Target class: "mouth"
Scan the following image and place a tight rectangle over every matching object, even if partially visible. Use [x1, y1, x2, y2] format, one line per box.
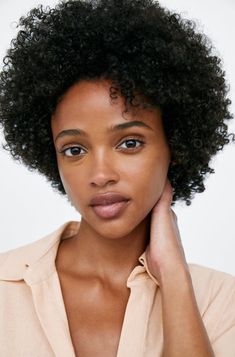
[90, 200, 130, 219]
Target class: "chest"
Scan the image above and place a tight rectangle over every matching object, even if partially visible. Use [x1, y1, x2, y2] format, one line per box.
[57, 271, 130, 357]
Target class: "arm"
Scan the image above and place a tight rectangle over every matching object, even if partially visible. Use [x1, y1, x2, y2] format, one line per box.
[160, 265, 214, 357]
[146, 179, 214, 357]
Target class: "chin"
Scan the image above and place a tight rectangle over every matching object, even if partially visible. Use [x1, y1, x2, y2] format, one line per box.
[82, 211, 149, 241]
[92, 220, 136, 240]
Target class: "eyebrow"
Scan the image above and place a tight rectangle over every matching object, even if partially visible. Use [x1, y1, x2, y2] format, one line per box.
[55, 120, 154, 142]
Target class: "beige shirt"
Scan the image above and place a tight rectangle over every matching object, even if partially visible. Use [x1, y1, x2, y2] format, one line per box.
[0, 220, 235, 357]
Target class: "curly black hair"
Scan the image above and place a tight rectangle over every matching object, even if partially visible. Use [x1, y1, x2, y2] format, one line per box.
[0, 0, 234, 206]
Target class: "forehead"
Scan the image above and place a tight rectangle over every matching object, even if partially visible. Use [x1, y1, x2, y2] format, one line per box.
[51, 79, 162, 132]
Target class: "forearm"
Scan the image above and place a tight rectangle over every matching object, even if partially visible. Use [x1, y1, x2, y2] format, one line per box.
[160, 266, 215, 357]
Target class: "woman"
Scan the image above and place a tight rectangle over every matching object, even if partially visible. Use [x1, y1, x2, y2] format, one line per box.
[0, 0, 234, 356]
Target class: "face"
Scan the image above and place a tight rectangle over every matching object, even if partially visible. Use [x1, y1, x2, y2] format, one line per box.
[51, 79, 171, 239]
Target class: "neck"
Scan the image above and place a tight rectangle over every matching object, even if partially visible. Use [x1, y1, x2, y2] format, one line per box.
[57, 215, 151, 284]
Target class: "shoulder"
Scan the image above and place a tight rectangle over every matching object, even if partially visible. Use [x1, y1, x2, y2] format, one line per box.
[188, 262, 235, 291]
[188, 264, 235, 351]
[0, 221, 80, 281]
[188, 262, 235, 296]
[188, 262, 235, 316]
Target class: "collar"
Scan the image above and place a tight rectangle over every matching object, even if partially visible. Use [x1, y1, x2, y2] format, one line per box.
[0, 221, 159, 286]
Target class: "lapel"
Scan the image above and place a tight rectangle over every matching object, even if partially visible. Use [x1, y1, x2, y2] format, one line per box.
[0, 221, 80, 357]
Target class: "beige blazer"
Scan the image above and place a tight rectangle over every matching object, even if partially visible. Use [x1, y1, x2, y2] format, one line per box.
[0, 221, 235, 356]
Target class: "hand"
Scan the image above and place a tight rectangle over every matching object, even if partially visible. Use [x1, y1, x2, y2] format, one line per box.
[145, 178, 188, 287]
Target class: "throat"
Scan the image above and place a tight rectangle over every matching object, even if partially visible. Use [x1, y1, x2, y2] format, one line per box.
[56, 217, 150, 283]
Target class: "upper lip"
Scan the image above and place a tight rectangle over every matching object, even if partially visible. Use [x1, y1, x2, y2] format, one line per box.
[89, 192, 130, 206]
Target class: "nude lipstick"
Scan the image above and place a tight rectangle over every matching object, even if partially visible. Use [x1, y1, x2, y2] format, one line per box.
[89, 192, 130, 219]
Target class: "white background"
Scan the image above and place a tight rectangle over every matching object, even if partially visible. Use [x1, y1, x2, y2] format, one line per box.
[0, 0, 234, 275]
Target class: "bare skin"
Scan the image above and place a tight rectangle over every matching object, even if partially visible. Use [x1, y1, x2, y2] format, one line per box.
[56, 245, 131, 356]
[52, 79, 214, 356]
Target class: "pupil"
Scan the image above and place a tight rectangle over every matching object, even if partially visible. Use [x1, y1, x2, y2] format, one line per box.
[71, 147, 80, 155]
[126, 140, 136, 148]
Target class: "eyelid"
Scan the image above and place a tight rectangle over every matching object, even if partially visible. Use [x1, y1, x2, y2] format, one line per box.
[58, 143, 85, 153]
[118, 133, 146, 143]
[118, 136, 145, 146]
[57, 138, 87, 152]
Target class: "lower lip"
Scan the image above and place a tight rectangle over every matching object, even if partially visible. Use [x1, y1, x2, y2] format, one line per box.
[91, 200, 130, 219]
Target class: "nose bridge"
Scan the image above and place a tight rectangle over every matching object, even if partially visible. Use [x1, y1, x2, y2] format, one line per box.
[89, 147, 119, 186]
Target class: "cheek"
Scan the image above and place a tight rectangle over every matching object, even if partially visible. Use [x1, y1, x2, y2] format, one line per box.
[58, 166, 85, 210]
[133, 153, 170, 208]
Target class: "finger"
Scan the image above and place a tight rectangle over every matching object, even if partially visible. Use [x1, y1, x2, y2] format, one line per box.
[151, 179, 173, 215]
[158, 179, 173, 207]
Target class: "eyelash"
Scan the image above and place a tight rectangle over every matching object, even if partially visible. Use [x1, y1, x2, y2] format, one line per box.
[59, 137, 145, 158]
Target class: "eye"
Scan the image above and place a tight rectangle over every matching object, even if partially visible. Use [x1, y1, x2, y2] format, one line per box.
[60, 146, 86, 157]
[118, 138, 144, 150]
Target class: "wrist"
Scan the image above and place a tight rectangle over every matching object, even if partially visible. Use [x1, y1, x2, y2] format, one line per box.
[158, 262, 191, 289]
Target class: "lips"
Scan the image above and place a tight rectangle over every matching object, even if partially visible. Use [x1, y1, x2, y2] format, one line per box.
[89, 192, 130, 206]
[89, 192, 130, 219]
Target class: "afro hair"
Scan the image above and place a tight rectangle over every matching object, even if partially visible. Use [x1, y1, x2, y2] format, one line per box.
[0, 0, 234, 205]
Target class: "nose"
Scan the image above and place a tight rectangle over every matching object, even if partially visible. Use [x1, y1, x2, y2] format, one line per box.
[89, 151, 120, 188]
